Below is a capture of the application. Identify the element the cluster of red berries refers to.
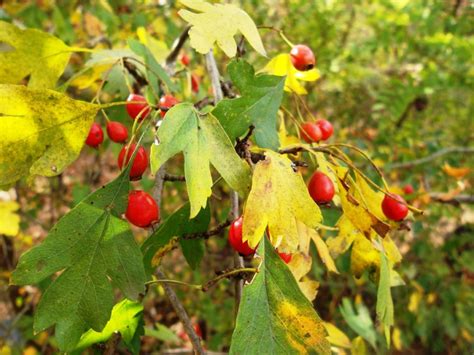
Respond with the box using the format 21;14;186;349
300;119;334;143
227;216;293;264
84;93;180;229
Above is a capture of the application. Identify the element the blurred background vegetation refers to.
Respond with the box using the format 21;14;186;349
0;0;473;354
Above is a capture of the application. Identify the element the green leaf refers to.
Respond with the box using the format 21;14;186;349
74;300;143;353
0;21;71;89
144;323;180;343
0;84;99;186
213;60;285;150
128;38;177;93
339;298;377;349
142;203;210;273
150;103;251;217
11;169;146;351
230;237;330;354
376;251;394;347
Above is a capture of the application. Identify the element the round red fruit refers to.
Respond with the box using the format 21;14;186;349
159;95;180;118
106;121;128;143
125;190;159;228
382;194;408;221
180;53;190;66
118;143;148;180
126;94;150;120
315;119;333;141
300;122;323;143
308;171;335;204
191;73;200;93
403;184;414;195
278;252;293;264
228;216;256;256
290;44;316;71
85;122;104;148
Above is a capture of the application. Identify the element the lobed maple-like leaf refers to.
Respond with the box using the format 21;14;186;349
242;151;322;253
230;237;330;354
178;0;266;57
150;103;251;218
12;169;146;351
212;60;285;150
262;53;320;95
0;21;72;89
0;84;99;187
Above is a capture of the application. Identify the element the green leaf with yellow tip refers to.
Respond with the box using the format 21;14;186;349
0;21;72;89
178;0;266;58
0;84;99;186
261;53;320;95
150;103;251;218
230;237;330;355
11;168;146;351
242;151;322;252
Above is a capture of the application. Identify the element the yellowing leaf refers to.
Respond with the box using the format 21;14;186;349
242;151;322;252
178;0;266;57
323;322;352;349
442;163;471;179
0;85;99;186
70;64;112;90
287;253;319;301
0;201;20;236
137;27;169;63
0;21;71;89
262;54;320;95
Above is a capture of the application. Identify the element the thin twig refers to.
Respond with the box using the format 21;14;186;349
386;147;474;170
205;50;223;101
429;193;474;205
165;26;191;67
182;218;233;240
164;173;186;182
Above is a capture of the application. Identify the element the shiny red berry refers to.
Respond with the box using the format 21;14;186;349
85;122;104;148
308;171;335;204
191;73;200;93
228;216;256;256
315;119;333;141
125;190;159;228
290;44;316;71
159;95;180;118
300;122;323;143
278;251;293;264
403;184;414;195
106;121;128;143
118;143;148;180
180;53;190;66
382;194;408;221
126;94;150;120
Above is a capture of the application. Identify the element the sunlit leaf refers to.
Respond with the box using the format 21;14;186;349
287;252;319;301
323;322;352;349
442;163;471;179
0;85;99;186
262;53;320;95
242;151;322;252
0;21;72;89
230;237;330;354
178;0;266;57
0;200;20;236
150;103;251;217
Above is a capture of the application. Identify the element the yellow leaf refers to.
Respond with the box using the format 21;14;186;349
0;21;71;89
178;0;266;57
137;27;169;63
70;64;112;90
0;85;99;186
392;327;403;351
0;201;20;236
351;336;367;355
242;151;322;252
287;252;320;301
298;280;319;302
262;54;320;95
323;322;352;349
442;163;471;179
278;115;301;154
327;215;357;257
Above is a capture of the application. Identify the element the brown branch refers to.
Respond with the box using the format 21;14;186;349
164;173;186;182
430;193;474;205
165;26;191;67
182;218;233;240
385;147;474;170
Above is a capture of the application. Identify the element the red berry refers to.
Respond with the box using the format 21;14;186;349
278;251;293;264
315;119;333;141
125;190;159;228
180;53;190;66
308;171;335;204
85;122;104;148
106;121;128;143
403;184;414;195
191;73;200;93
300;122;323;143
290;44;316;71
382;194;408;221
118;143;148;180
126;94;150;120
159;94;180;118
228;216;256;256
